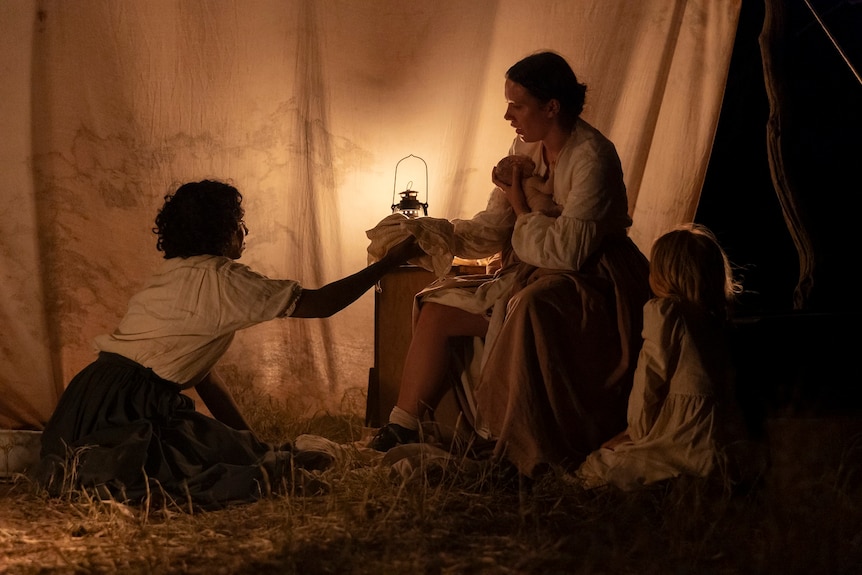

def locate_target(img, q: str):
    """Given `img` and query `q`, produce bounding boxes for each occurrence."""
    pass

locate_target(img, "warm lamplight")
[391,154,429,218]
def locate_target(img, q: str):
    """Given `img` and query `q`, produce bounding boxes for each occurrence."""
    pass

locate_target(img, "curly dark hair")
[153,180,244,258]
[506,51,587,131]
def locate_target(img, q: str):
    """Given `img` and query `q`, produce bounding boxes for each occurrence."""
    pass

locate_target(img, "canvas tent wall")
[0,0,742,430]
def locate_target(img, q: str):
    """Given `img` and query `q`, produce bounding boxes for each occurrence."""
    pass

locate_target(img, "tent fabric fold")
[0,0,741,429]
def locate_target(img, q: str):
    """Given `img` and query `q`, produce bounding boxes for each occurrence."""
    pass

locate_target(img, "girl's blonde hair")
[648,223,742,320]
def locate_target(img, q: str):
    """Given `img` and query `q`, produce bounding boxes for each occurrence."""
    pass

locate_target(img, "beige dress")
[367,120,651,476]
[575,297,746,490]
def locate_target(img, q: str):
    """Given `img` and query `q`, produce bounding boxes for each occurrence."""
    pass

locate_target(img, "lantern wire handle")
[391,154,429,215]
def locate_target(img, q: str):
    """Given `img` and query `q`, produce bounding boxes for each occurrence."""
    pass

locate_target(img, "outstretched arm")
[195,369,252,431]
[291,235,422,318]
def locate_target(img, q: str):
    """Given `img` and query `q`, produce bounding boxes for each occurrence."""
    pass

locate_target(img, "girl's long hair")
[648,223,742,320]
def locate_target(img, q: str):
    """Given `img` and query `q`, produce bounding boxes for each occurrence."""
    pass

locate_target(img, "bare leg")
[395,302,489,419]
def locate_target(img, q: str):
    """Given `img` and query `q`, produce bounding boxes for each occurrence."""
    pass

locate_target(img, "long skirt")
[472,235,651,477]
[34,352,292,508]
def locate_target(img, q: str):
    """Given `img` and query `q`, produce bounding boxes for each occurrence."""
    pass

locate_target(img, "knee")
[416,302,455,332]
[508,278,568,314]
[415,302,486,338]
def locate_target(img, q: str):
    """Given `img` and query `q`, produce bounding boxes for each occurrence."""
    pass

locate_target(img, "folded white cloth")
[366,213,456,278]
[294,433,346,465]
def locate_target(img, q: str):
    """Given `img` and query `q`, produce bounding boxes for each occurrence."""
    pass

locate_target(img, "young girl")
[575,223,748,490]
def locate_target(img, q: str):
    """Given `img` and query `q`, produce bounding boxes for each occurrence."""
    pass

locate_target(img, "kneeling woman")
[35,179,418,507]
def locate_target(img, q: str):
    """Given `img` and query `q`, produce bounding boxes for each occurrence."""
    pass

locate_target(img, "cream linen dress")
[576,297,747,490]
[367,119,652,476]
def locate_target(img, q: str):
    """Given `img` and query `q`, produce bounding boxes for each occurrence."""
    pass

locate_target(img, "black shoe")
[369,423,420,452]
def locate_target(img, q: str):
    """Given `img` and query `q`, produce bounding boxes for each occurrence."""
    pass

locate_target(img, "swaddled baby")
[493,155,561,217]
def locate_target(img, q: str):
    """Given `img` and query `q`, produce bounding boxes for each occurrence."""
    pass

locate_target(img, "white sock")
[388,406,419,431]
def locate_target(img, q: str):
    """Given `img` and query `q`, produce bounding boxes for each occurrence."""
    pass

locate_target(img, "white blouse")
[94,255,302,386]
[451,118,632,270]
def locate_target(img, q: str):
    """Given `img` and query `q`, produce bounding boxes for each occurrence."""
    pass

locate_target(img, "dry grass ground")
[2,387,861,575]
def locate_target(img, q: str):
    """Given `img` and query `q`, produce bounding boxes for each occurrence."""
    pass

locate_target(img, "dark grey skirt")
[34,352,292,508]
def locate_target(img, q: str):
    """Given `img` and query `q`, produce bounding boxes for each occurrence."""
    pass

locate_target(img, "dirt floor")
[1,416,861,575]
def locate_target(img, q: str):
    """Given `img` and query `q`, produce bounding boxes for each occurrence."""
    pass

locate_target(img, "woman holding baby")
[370,51,651,479]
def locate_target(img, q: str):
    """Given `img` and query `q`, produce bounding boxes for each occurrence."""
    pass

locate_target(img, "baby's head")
[494,154,560,215]
[493,155,536,186]
[649,223,742,319]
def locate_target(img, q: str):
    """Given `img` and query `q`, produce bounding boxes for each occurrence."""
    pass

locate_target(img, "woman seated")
[369,51,652,479]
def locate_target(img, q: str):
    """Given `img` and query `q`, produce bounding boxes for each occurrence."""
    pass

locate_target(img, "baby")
[493,155,561,217]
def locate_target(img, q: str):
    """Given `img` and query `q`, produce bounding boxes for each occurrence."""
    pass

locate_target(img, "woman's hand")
[491,164,530,216]
[381,235,424,266]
